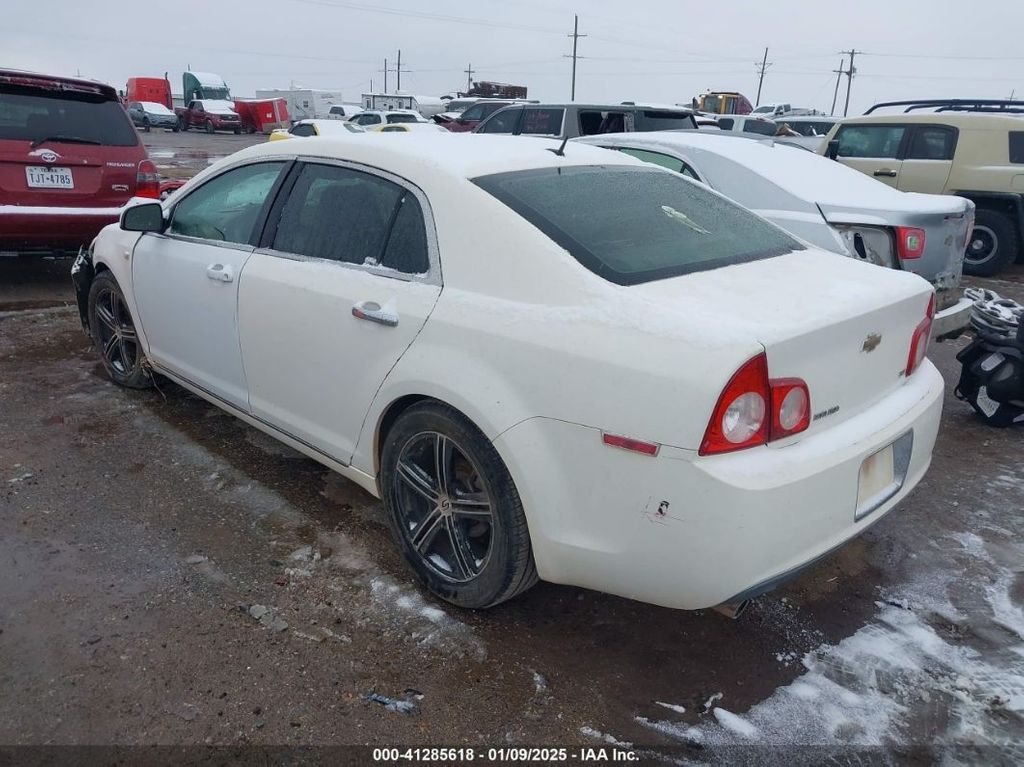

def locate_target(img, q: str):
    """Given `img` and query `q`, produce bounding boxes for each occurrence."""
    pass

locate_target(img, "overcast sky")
[4,0,1022,113]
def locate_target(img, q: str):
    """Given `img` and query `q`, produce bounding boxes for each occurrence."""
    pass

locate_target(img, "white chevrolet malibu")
[72,135,943,614]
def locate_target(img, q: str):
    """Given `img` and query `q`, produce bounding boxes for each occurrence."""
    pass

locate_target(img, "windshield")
[473,165,801,285]
[0,86,138,146]
[140,101,173,115]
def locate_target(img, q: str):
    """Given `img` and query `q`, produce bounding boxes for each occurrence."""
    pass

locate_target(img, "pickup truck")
[174,100,242,134]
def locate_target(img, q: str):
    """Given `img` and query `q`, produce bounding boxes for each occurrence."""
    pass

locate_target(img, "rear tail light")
[896,226,926,259]
[906,293,936,377]
[700,353,811,456]
[136,159,160,199]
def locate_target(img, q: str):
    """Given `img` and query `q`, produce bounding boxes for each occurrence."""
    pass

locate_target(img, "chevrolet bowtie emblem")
[862,333,882,353]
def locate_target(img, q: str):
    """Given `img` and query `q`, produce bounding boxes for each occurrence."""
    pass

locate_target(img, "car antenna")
[546,136,570,157]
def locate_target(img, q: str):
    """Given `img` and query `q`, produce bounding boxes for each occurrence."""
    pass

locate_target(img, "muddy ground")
[1,131,1023,761]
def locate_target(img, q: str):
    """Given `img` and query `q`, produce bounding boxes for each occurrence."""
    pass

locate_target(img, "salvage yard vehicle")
[443,100,518,132]
[126,101,177,132]
[577,131,974,340]
[0,68,159,255]
[772,115,840,152]
[175,99,242,134]
[370,123,449,133]
[268,119,364,141]
[475,102,698,139]
[72,135,943,615]
[347,110,428,128]
[712,114,778,136]
[824,101,1024,277]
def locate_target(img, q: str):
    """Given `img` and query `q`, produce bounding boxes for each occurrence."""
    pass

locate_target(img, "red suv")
[0,69,159,255]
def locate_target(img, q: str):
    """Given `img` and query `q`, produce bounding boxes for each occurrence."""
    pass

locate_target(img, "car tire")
[233,128,241,135]
[178,118,188,132]
[380,401,538,609]
[963,209,1019,277]
[205,120,215,134]
[87,271,152,390]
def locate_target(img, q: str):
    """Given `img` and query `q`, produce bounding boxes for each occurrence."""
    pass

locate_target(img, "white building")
[255,88,349,121]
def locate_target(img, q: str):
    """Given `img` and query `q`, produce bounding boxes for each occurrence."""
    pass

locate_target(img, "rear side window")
[272,163,428,274]
[618,147,686,174]
[521,108,564,135]
[386,113,417,124]
[0,86,138,146]
[717,117,734,130]
[906,126,957,160]
[634,110,696,131]
[743,120,777,136]
[473,165,800,286]
[836,125,906,158]
[1010,132,1024,164]
[290,123,315,137]
[170,162,285,244]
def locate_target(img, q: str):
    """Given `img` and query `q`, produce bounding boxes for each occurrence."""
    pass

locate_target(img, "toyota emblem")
[39,150,58,163]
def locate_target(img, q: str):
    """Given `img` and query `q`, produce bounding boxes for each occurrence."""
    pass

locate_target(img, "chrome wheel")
[94,287,139,376]
[393,431,495,583]
[966,225,997,266]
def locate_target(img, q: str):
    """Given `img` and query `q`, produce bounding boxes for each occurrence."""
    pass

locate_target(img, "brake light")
[136,159,160,199]
[906,293,936,377]
[700,354,770,455]
[700,354,812,456]
[896,226,926,259]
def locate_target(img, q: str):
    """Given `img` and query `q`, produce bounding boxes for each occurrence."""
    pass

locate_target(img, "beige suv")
[822,106,1024,276]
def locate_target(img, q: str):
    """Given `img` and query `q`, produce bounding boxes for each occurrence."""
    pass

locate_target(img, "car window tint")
[272,164,403,265]
[169,162,284,244]
[1011,132,1024,164]
[521,108,564,135]
[717,117,734,130]
[618,147,686,174]
[474,165,800,286]
[386,113,418,123]
[291,124,315,137]
[460,105,486,121]
[578,111,603,135]
[906,127,956,160]
[479,108,520,134]
[380,193,429,274]
[634,110,696,131]
[743,120,777,136]
[790,120,835,137]
[0,87,139,146]
[836,125,906,158]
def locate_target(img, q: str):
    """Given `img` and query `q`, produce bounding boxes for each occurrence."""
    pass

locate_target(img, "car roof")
[217,133,645,182]
[0,68,118,101]
[839,112,1024,128]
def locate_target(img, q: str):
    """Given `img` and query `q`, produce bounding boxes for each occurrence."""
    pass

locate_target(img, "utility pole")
[382,58,388,93]
[831,57,845,115]
[840,49,859,116]
[464,63,475,93]
[563,14,586,101]
[387,51,411,93]
[754,47,772,107]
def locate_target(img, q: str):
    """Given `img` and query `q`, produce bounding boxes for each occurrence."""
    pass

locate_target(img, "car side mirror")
[121,202,166,233]
[825,139,840,160]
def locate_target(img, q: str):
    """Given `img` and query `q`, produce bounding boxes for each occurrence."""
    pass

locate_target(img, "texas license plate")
[26,166,74,189]
[856,443,896,518]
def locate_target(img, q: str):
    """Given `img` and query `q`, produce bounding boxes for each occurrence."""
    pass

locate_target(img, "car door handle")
[352,301,399,327]
[206,263,233,283]
[873,169,898,178]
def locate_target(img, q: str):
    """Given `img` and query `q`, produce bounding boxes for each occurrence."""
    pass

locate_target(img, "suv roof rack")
[864,98,1024,115]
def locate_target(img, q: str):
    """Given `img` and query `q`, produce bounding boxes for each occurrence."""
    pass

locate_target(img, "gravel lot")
[1,131,1023,760]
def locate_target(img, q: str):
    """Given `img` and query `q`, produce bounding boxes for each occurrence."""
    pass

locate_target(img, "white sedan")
[72,135,943,614]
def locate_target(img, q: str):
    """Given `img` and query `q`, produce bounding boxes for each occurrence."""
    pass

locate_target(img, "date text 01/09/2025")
[371,746,640,762]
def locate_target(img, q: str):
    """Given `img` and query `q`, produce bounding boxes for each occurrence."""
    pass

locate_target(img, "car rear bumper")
[494,361,944,610]
[932,295,972,341]
[0,199,142,252]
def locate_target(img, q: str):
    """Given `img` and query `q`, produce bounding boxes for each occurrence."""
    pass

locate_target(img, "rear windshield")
[634,110,696,131]
[1011,132,1024,164]
[473,165,801,285]
[0,86,138,146]
[386,113,418,124]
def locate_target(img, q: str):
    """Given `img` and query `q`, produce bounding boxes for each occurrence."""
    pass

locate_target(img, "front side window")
[717,117,734,130]
[1011,132,1024,164]
[520,108,564,135]
[459,105,487,121]
[906,126,957,161]
[634,110,696,131]
[479,107,521,134]
[743,120,777,136]
[290,123,315,137]
[355,113,381,125]
[474,165,800,286]
[169,162,284,244]
[386,113,417,124]
[272,163,428,274]
[836,125,906,158]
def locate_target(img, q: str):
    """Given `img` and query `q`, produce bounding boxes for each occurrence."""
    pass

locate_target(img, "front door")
[132,161,286,409]
[834,123,908,188]
[238,160,442,463]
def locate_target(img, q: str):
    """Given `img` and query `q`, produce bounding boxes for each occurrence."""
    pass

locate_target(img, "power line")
[754,47,772,107]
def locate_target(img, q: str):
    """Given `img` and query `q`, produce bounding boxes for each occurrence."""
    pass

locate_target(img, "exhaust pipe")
[712,600,751,620]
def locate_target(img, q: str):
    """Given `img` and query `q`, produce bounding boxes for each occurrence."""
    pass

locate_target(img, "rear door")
[834,123,909,188]
[238,160,442,463]
[0,81,142,208]
[898,124,957,194]
[132,161,287,409]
